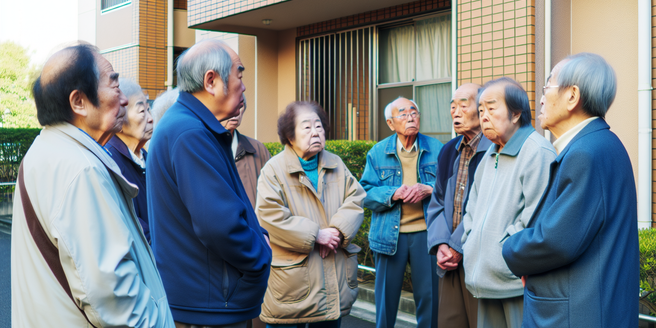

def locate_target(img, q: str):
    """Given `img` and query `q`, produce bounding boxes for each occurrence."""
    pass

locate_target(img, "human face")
[290,107,326,160]
[539,61,569,136]
[478,83,520,147]
[213,47,246,121]
[221,104,245,133]
[90,55,128,138]
[121,92,153,142]
[386,98,421,138]
[452,85,481,140]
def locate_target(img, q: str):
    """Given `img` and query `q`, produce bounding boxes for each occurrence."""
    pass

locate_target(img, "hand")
[402,184,433,204]
[449,247,462,265]
[521,276,526,287]
[263,234,271,248]
[436,244,458,271]
[316,228,340,251]
[392,185,409,201]
[319,244,337,258]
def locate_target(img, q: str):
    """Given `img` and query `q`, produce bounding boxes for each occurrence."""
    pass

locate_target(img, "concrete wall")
[238,35,256,138]
[174,9,195,48]
[96,0,133,50]
[78,0,96,45]
[570,0,639,183]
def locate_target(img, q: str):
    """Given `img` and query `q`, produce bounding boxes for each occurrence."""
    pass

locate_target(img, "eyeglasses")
[392,111,421,120]
[542,85,559,92]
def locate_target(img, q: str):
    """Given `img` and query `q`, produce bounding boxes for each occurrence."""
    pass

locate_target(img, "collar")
[235,130,257,158]
[491,124,535,157]
[283,145,338,174]
[177,91,231,137]
[553,117,598,154]
[555,117,609,163]
[456,131,483,152]
[384,133,432,155]
[396,137,418,153]
[107,136,147,168]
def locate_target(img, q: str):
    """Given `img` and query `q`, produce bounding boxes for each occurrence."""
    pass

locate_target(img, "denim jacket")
[360,134,443,255]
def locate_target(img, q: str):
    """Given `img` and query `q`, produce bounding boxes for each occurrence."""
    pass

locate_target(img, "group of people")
[10,37,638,328]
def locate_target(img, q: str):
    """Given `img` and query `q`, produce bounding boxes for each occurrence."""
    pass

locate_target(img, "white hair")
[176,39,232,94]
[152,88,180,128]
[384,97,419,119]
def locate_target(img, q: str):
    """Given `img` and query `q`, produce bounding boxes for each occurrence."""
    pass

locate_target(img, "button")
[397,171,401,175]
[394,225,398,229]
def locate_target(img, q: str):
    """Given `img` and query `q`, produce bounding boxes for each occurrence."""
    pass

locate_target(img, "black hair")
[478,77,532,127]
[278,101,329,146]
[32,44,100,126]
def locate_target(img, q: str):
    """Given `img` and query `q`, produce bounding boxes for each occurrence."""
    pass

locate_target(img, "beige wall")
[255,30,280,143]
[96,0,133,50]
[78,0,96,44]
[570,0,639,182]
[238,35,256,138]
[277,28,297,116]
[174,9,195,48]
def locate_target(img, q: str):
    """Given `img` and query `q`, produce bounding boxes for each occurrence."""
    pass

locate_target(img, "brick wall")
[138,0,168,99]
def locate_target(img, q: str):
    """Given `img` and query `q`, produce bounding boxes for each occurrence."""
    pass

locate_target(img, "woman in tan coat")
[255,101,366,328]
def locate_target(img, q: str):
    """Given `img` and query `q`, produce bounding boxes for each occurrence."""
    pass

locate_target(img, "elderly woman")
[106,78,154,242]
[460,77,556,328]
[255,101,366,328]
[221,96,271,207]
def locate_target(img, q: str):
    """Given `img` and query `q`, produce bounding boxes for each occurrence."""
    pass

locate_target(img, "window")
[101,0,131,12]
[378,14,452,143]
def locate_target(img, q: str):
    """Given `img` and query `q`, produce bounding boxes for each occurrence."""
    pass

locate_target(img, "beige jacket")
[255,146,366,324]
[11,123,174,327]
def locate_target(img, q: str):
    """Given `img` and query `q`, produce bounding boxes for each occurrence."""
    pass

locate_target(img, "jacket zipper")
[472,153,499,297]
[223,262,229,307]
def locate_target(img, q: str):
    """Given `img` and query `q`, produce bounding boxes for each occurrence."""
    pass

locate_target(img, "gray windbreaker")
[461,125,556,299]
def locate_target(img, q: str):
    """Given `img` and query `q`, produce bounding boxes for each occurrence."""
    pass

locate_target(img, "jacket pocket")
[269,254,310,303]
[377,169,396,186]
[524,290,569,327]
[343,244,361,289]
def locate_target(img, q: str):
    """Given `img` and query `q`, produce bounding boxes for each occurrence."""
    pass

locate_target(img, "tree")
[0,41,40,128]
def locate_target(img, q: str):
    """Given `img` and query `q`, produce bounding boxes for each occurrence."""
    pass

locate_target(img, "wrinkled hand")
[436,244,459,271]
[392,185,409,201]
[402,184,433,204]
[317,228,340,251]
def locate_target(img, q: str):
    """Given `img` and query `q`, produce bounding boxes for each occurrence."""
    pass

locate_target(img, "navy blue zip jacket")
[147,91,272,325]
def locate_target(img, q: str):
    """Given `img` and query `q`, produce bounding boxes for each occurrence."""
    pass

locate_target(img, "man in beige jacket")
[11,43,174,327]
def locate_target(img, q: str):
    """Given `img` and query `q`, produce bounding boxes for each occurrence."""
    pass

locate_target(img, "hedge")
[0,128,41,183]
[640,228,656,315]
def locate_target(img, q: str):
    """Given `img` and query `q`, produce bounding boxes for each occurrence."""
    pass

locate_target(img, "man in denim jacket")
[360,97,443,328]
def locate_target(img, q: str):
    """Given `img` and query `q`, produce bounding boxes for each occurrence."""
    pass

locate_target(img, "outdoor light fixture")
[262,19,272,25]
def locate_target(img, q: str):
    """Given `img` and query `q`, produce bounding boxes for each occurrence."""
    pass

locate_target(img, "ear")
[511,110,521,125]
[203,70,220,96]
[386,119,395,132]
[566,85,581,112]
[69,90,88,117]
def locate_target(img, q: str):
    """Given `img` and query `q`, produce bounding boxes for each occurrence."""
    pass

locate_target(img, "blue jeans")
[374,231,439,328]
[265,318,341,328]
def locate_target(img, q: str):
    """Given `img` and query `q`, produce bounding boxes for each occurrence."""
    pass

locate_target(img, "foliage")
[0,128,41,183]
[640,228,656,315]
[0,42,40,128]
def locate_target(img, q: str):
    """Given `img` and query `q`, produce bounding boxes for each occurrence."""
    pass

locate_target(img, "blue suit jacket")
[502,118,638,328]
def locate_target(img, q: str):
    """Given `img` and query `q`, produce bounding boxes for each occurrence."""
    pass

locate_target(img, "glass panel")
[416,83,452,143]
[377,86,414,141]
[416,15,451,81]
[379,26,415,84]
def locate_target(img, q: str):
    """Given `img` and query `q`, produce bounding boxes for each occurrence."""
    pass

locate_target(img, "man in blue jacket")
[426,83,491,328]
[147,39,272,328]
[360,97,442,328]
[502,53,638,328]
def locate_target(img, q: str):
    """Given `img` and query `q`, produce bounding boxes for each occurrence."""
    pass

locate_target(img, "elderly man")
[11,43,174,327]
[360,97,442,328]
[426,83,491,328]
[107,78,154,242]
[221,97,270,207]
[502,53,638,327]
[147,40,272,328]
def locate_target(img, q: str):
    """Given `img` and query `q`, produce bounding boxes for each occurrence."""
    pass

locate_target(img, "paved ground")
[0,222,374,328]
[0,224,10,328]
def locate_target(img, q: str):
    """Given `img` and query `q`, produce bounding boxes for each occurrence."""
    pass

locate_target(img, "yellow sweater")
[397,143,426,233]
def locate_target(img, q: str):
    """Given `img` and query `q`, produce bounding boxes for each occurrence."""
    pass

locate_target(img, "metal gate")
[297,27,375,140]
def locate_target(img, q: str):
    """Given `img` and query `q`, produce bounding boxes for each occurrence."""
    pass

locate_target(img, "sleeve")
[426,148,452,255]
[359,150,399,212]
[255,164,321,254]
[52,166,166,327]
[502,151,604,277]
[172,129,270,279]
[503,146,556,240]
[329,163,366,248]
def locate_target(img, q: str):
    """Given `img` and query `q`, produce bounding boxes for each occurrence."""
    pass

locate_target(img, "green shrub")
[640,228,656,314]
[0,128,41,184]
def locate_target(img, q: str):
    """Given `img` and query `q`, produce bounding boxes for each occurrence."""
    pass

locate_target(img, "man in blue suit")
[502,53,638,328]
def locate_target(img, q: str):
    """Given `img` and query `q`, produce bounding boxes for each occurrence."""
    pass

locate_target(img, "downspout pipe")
[167,0,174,90]
[451,0,457,139]
[543,0,551,141]
[638,0,652,229]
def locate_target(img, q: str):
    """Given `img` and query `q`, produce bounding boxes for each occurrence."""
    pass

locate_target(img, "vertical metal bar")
[338,33,342,139]
[356,29,360,140]
[323,36,327,112]
[349,31,354,141]
[369,27,374,140]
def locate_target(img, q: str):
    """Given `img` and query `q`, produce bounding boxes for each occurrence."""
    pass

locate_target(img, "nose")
[119,90,128,107]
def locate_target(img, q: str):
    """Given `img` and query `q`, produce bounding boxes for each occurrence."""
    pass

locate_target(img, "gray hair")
[384,97,419,119]
[556,52,616,118]
[176,40,232,94]
[152,88,180,127]
[118,78,144,100]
